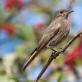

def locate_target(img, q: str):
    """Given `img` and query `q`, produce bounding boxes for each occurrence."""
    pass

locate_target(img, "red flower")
[3,23,16,36]
[5,0,23,11]
[65,43,82,69]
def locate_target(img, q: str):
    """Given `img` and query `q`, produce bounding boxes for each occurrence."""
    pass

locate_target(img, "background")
[0,0,82,82]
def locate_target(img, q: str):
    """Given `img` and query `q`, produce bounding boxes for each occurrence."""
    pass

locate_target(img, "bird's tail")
[22,48,41,71]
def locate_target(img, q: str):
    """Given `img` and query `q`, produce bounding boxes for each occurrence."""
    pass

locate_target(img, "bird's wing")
[47,20,70,47]
[38,20,60,49]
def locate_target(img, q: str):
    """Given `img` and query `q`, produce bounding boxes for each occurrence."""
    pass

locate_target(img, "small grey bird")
[23,9,73,70]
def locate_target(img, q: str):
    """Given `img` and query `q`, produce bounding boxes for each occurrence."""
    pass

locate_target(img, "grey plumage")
[23,9,73,71]
[40,17,70,48]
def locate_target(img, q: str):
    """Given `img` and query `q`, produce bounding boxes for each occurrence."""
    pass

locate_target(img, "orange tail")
[22,48,40,71]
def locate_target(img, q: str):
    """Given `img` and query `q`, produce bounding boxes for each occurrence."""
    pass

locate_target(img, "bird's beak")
[68,10,74,14]
[66,10,74,18]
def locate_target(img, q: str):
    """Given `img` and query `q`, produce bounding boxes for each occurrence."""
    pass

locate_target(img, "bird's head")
[55,9,74,19]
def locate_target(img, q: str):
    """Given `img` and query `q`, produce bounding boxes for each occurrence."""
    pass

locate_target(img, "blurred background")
[0,0,82,82]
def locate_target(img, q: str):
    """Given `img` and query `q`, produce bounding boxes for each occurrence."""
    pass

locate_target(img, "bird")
[22,9,74,71]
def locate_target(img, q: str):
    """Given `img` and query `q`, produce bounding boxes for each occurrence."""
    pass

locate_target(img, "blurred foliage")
[16,24,37,41]
[0,7,8,25]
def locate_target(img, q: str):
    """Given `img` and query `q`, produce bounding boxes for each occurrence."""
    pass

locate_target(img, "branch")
[35,32,82,82]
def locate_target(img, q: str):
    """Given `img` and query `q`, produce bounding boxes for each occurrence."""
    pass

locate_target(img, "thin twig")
[62,32,82,52]
[35,32,82,82]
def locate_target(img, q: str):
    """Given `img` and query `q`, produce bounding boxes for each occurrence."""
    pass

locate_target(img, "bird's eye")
[60,11,63,14]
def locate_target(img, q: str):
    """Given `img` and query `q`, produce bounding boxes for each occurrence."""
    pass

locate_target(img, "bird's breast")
[47,19,70,49]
